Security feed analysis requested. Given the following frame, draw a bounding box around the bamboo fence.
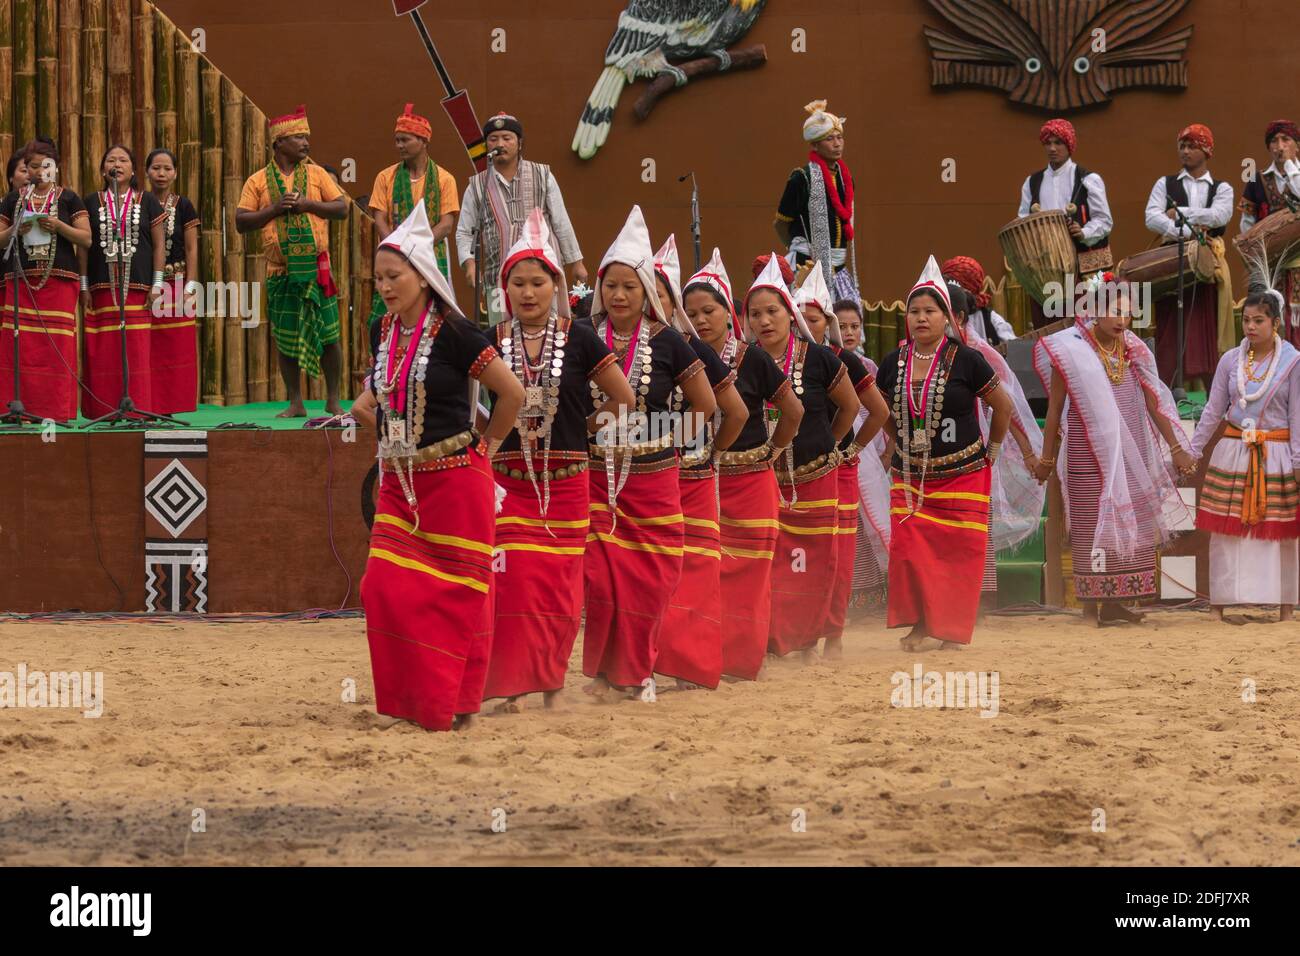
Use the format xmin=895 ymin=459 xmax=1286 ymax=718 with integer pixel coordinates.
xmin=0 ymin=0 xmax=378 ymax=406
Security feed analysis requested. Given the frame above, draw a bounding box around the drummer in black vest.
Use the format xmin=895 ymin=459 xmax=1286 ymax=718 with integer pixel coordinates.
xmin=1143 ymin=123 xmax=1236 ymax=388
xmin=1017 ymin=118 xmax=1113 ymax=329
xmin=1241 ymin=119 xmax=1300 ymax=346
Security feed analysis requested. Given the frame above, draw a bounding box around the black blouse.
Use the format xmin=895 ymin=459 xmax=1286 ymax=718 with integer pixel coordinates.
xmin=579 ymin=317 xmax=704 ymax=460
xmin=159 ymin=195 xmax=200 ymax=268
xmin=829 ymin=344 xmax=875 ymax=451
xmin=369 ymin=313 xmax=498 ymax=448
xmin=491 ymin=318 xmax=616 ymax=456
xmin=728 ymin=340 xmax=789 ymax=452
xmin=0 ymin=188 xmax=86 ymax=282
xmin=765 ymin=336 xmax=846 ymax=468
xmin=876 ymin=339 xmax=998 ymax=476
xmin=83 ymin=189 xmax=166 ymax=292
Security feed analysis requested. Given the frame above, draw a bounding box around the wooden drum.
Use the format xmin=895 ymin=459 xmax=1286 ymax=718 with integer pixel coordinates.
xmin=998 ymin=211 xmax=1077 ymax=305
xmin=1234 ymin=209 xmax=1300 ymax=264
xmin=1116 ymin=241 xmax=1217 ymax=301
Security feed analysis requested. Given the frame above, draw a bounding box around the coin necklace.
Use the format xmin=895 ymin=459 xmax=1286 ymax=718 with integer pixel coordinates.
xmin=374 ymin=304 xmax=439 ymax=529
xmin=592 ymin=315 xmax=652 ymax=528
xmin=501 ymin=312 xmax=562 ymax=519
xmin=894 ymin=340 xmax=949 ymax=517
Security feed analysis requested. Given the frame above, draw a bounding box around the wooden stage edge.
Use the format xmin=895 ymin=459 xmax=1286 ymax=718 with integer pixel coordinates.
xmin=0 ymin=428 xmax=374 ymax=613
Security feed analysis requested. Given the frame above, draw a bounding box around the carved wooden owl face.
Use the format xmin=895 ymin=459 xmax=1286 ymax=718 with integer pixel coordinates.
xmin=923 ymin=0 xmax=1193 ymax=111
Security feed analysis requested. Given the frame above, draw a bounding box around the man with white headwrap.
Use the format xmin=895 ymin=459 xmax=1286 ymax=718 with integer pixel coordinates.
xmin=775 ymin=99 xmax=860 ymax=308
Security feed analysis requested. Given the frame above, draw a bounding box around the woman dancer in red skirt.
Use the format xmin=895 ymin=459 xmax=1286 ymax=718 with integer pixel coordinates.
xmin=482 ymin=209 xmax=633 ymax=712
xmin=357 ymin=203 xmax=524 ymax=731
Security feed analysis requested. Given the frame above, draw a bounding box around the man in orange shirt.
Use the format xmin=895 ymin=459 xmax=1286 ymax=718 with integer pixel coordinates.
xmin=236 ymin=104 xmax=349 ymax=417
xmin=366 ymin=103 xmax=459 ymax=326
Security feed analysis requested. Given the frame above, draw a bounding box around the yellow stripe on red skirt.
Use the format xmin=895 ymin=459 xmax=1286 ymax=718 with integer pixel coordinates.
xmin=0 ymin=276 xmax=78 ymax=421
xmin=484 ymin=466 xmax=590 ymax=700
xmin=887 ymin=465 xmax=991 ymax=645
xmin=824 ymin=461 xmax=861 ymax=642
xmin=719 ymin=466 xmax=780 ymax=680
xmin=361 ymin=447 xmax=495 ymax=731
xmin=658 ymin=470 xmax=723 ymax=688
xmin=83 ymin=289 xmax=154 ymax=418
xmin=768 ymin=469 xmax=841 ymax=656
xmin=583 ymin=464 xmax=685 ymax=689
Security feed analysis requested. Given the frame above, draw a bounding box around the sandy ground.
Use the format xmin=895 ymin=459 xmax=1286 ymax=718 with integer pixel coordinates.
xmin=1 ymin=609 xmax=1298 ymax=866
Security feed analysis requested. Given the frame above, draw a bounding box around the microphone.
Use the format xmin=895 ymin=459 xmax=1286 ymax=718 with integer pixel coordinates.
xmin=484 ymin=146 xmax=505 ymax=160
xmin=678 ymin=172 xmax=694 ymax=183
xmin=107 ymin=168 xmax=120 ymax=181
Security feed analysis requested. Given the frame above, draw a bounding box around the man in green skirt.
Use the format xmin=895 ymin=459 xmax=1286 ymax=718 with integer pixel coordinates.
xmin=236 ymin=104 xmax=349 ymax=417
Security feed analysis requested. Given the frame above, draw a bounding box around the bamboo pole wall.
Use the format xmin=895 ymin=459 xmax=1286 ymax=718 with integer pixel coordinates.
xmin=0 ymin=0 xmax=380 ymax=406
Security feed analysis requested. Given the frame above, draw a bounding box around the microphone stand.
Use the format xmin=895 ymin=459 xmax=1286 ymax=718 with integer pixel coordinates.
xmin=1168 ymin=200 xmax=1195 ymax=403
xmin=679 ymin=172 xmax=701 ymax=272
xmin=0 ymin=186 xmax=47 ymax=428
xmin=85 ymin=178 xmax=187 ymax=428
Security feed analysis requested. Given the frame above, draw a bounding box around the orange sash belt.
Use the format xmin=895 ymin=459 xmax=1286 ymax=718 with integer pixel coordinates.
xmin=1224 ymin=424 xmax=1290 ymax=526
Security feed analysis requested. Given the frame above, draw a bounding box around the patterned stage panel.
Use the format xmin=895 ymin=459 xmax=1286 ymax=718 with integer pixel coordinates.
xmin=144 ymin=431 xmax=209 ymax=612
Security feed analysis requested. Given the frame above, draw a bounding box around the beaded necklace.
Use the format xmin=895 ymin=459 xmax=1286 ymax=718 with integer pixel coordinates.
xmin=591 ymin=315 xmax=654 ymax=527
xmin=20 ymin=185 xmax=60 ymax=290
xmin=501 ymin=313 xmax=563 ymax=518
xmin=764 ymin=334 xmax=803 ymax=508
xmin=374 ymin=305 xmax=440 ymax=528
xmin=893 ymin=340 xmax=951 ymax=516
xmin=1237 ymin=334 xmax=1282 ymax=408
xmin=159 ymin=193 xmax=179 ymax=261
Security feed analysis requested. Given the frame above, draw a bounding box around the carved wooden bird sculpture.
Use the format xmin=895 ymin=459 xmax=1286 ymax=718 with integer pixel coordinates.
xmin=923 ymin=0 xmax=1194 ymax=111
xmin=573 ymin=0 xmax=767 ymax=160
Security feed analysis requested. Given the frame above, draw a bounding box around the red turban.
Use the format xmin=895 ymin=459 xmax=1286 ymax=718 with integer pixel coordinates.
xmin=395 ymin=103 xmax=432 ymax=140
xmin=752 ymin=253 xmax=794 ymax=284
xmin=1178 ymin=123 xmax=1214 ymax=157
xmin=1265 ymin=119 xmax=1300 ymax=147
xmin=941 ymin=256 xmax=991 ymax=310
xmin=1039 ymin=118 xmax=1076 ymax=154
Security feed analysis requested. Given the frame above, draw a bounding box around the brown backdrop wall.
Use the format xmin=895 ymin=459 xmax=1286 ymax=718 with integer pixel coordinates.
xmin=152 ymin=0 xmax=1292 ymax=303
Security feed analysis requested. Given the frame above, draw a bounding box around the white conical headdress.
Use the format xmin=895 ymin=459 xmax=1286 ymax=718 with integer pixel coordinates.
xmin=684 ymin=247 xmax=740 ymax=338
xmin=744 ymin=251 xmax=813 ymax=343
xmin=379 ymin=201 xmax=466 ymax=320
xmin=908 ymin=255 xmax=952 ymax=317
xmin=653 ymin=235 xmax=698 ymax=338
xmin=793 ymin=261 xmax=842 ymax=347
xmin=499 ymin=207 xmax=570 ymax=319
xmin=591 ymin=205 xmax=667 ymax=326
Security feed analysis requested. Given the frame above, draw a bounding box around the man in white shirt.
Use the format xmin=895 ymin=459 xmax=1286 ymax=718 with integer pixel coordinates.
xmin=1017 ymin=118 xmax=1113 ymax=327
xmin=456 ymin=112 xmax=587 ymax=325
xmin=1142 ymin=124 xmax=1235 ymax=386
xmin=1239 ymin=119 xmax=1300 ymax=347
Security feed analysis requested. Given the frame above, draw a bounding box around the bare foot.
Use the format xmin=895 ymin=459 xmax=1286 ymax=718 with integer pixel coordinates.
xmin=940 ymin=640 xmax=964 ymax=650
xmin=899 ymin=625 xmax=927 ymax=653
xmin=325 ymin=400 xmax=346 ymax=416
xmin=1280 ymin=605 xmax=1294 ymax=623
xmin=584 ymin=677 xmax=611 ymax=701
xmin=543 ymin=690 xmax=562 ymax=709
xmin=1210 ymin=606 xmax=1224 ymax=622
xmin=493 ymin=697 xmax=522 ymax=714
xmin=1100 ymin=603 xmax=1145 ymax=625
xmin=822 ymin=637 xmax=843 ymax=661
xmin=800 ymin=648 xmax=820 ymax=666
xmin=276 ymin=402 xmax=308 ymax=418
xmin=1082 ymin=602 xmax=1101 ymax=628
xmin=675 ymin=679 xmax=705 ymax=691
xmin=451 ymin=713 xmax=476 ymax=731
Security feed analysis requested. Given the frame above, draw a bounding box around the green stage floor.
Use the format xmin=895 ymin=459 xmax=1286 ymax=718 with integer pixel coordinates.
xmin=2 ymin=401 xmax=351 ymax=432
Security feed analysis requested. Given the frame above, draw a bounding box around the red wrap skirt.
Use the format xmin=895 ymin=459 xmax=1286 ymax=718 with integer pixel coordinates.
xmin=150 ymin=287 xmax=199 ymax=414
xmin=657 ymin=471 xmax=723 ymax=688
xmin=887 ymin=465 xmax=992 ymax=645
xmin=82 ymin=287 xmax=152 ymax=418
xmin=583 ymin=463 xmax=684 ymax=689
xmin=719 ymin=467 xmax=780 ymax=680
xmin=824 ymin=460 xmax=861 ymax=641
xmin=0 ymin=276 xmax=78 ymax=421
xmin=360 ymin=447 xmax=496 ymax=730
xmin=483 ymin=464 xmax=590 ymax=700
xmin=768 ymin=470 xmax=841 ymax=656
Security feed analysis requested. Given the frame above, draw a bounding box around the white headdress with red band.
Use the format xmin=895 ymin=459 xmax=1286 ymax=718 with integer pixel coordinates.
xmin=793 ymin=261 xmax=842 ymax=347
xmin=745 ymin=251 xmax=814 ymax=343
xmin=908 ymin=255 xmax=952 ymax=316
xmin=685 ymin=247 xmax=739 ymax=338
xmin=380 ymin=201 xmax=465 ymax=320
xmin=499 ymin=207 xmax=569 ymax=319
xmin=653 ymin=235 xmax=698 ymax=338
xmin=592 ymin=204 xmax=668 ymax=326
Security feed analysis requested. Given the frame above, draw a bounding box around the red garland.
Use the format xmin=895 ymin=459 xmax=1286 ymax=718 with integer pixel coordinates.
xmin=807 ymin=151 xmax=854 ymax=242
